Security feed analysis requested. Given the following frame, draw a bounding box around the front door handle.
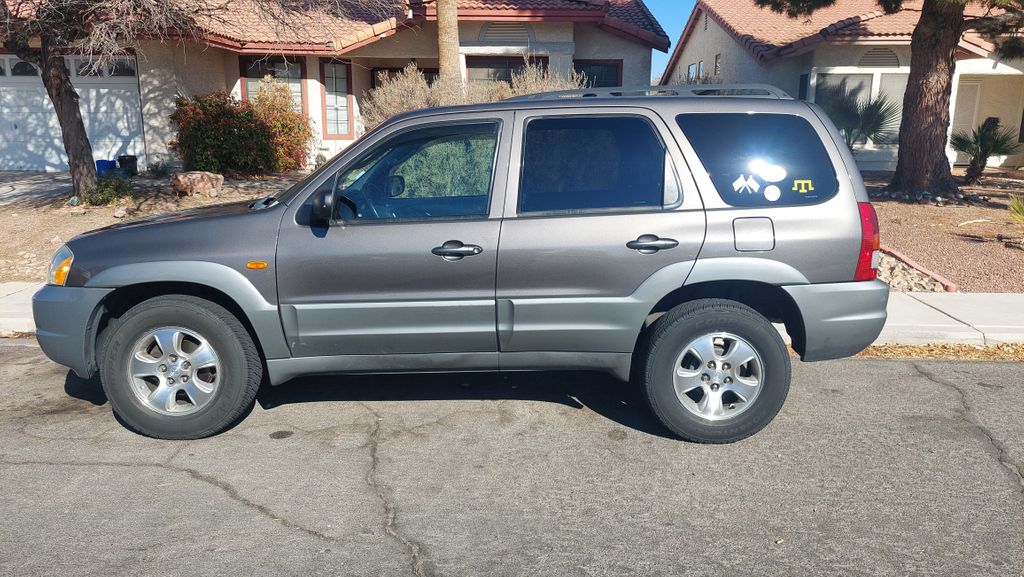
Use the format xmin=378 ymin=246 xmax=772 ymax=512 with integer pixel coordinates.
xmin=432 ymin=240 xmax=484 ymax=261
xmin=626 ymin=235 xmax=679 ymax=254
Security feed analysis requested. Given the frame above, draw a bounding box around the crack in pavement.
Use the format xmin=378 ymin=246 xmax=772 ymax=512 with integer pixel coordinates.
xmin=912 ymin=362 xmax=1024 ymax=576
xmin=359 ymin=402 xmax=431 ymax=577
xmin=0 ymin=458 xmax=342 ymax=544
xmin=911 ymin=363 xmax=1024 ymax=492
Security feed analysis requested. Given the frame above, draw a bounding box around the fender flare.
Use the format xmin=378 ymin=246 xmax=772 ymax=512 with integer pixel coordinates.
xmin=86 ymin=261 xmax=290 ymax=359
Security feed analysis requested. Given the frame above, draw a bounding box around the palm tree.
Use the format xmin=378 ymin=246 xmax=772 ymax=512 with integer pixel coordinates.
xmin=950 ymin=120 xmax=1022 ymax=184
xmin=816 ymin=80 xmax=901 ymax=149
xmin=436 ymin=0 xmax=461 ymax=83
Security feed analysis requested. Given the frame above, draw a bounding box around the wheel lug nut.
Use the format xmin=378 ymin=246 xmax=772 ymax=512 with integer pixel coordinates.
xmin=169 ymin=355 xmax=178 ymax=362
xmin=701 ymin=374 xmax=710 ymax=382
xmin=707 ymin=361 xmax=716 ymax=369
xmin=167 ymin=377 xmax=175 ymax=385
xmin=711 ymin=383 xmax=720 ymax=392
xmin=724 ymin=377 xmax=733 ymax=384
xmin=722 ymin=363 xmax=731 ymax=370
xmin=182 ymin=361 xmax=190 ymax=369
xmin=181 ymin=375 xmax=189 ymax=383
xmin=158 ymin=365 xmax=167 ymax=372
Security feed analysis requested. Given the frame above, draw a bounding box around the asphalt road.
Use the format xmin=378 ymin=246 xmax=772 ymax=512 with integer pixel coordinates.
xmin=0 ymin=339 xmax=1021 ymax=577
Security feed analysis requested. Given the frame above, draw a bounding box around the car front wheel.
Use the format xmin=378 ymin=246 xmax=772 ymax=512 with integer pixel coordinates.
xmin=98 ymin=295 xmax=263 ymax=439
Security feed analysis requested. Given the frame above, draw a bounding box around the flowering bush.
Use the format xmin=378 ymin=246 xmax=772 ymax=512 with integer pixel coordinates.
xmin=253 ymin=77 xmax=314 ymax=172
xmin=171 ymin=78 xmax=312 ymax=174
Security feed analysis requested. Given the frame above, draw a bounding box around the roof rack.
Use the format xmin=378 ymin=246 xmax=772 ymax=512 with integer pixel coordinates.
xmin=506 ymin=84 xmax=793 ymax=101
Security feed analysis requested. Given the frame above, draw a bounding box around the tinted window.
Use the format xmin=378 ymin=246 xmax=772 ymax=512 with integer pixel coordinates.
xmin=331 ymin=122 xmax=499 ymax=222
xmin=519 ymin=116 xmax=672 ymax=214
xmin=676 ymin=113 xmax=838 ymax=207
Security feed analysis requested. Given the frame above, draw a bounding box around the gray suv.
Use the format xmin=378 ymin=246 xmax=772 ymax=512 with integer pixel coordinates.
xmin=33 ymin=85 xmax=888 ymax=443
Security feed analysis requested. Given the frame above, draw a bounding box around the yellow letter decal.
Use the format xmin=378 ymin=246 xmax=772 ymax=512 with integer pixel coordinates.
xmin=792 ymin=180 xmax=815 ymax=193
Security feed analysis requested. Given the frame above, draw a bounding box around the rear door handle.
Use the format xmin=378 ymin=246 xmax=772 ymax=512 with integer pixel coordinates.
xmin=627 ymin=235 xmax=679 ymax=254
xmin=432 ymin=240 xmax=484 ymax=261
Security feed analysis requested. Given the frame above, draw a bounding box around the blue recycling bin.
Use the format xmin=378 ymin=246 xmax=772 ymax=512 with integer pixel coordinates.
xmin=96 ymin=160 xmax=117 ymax=177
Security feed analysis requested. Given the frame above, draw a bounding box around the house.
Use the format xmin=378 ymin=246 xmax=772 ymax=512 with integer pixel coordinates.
xmin=0 ymin=0 xmax=669 ymax=172
xmin=659 ymin=0 xmax=1024 ymax=171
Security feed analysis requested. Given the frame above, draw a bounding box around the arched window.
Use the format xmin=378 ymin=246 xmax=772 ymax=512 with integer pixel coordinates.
xmin=858 ymin=47 xmax=900 ymax=68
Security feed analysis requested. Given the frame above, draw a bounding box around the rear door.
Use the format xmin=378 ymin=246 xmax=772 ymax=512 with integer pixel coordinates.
xmin=495 ymin=107 xmax=706 ymax=353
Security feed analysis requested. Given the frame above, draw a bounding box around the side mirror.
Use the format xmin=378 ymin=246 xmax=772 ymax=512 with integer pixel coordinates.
xmin=311 ymin=188 xmax=334 ymax=225
xmin=388 ymin=175 xmax=405 ymax=198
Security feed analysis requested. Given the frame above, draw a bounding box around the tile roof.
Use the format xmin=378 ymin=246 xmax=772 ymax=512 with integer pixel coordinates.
xmin=190 ymin=0 xmax=669 ymax=53
xmin=662 ymin=0 xmax=1000 ymax=80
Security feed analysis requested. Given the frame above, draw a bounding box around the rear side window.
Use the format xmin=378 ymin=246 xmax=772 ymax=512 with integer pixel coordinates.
xmin=519 ymin=116 xmax=678 ymax=214
xmin=676 ymin=113 xmax=838 ymax=207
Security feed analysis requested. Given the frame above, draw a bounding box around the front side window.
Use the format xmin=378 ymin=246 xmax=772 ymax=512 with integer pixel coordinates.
xmin=322 ymin=61 xmax=350 ymax=137
xmin=519 ymin=116 xmax=676 ymax=214
xmin=243 ymin=57 xmax=303 ymax=112
xmin=328 ymin=122 xmax=499 ymax=222
xmin=676 ymin=113 xmax=839 ymax=207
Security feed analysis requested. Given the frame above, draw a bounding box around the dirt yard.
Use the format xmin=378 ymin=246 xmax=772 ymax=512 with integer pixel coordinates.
xmin=0 ymin=173 xmax=303 ymax=282
xmin=868 ymin=173 xmax=1024 ymax=293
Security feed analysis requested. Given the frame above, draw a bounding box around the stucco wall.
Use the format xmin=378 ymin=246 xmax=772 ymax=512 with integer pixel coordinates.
xmin=960 ymin=74 xmax=1024 ymax=167
xmin=136 ymin=21 xmax=657 ymax=166
xmin=573 ymin=23 xmax=652 ymax=85
xmin=665 ymin=11 xmax=808 ymax=97
xmin=136 ymin=41 xmax=237 ymax=167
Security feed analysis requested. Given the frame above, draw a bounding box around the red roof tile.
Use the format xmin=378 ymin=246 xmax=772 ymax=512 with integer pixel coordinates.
xmin=191 ymin=0 xmax=668 ymax=52
xmin=662 ymin=0 xmax=1001 ymax=82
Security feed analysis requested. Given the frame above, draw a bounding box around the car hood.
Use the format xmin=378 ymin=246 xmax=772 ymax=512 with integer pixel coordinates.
xmin=77 ymin=200 xmax=258 ymax=237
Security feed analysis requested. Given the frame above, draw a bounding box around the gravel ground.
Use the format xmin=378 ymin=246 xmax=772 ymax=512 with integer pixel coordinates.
xmin=0 ymin=173 xmax=303 ymax=282
xmin=868 ymin=177 xmax=1024 ymax=293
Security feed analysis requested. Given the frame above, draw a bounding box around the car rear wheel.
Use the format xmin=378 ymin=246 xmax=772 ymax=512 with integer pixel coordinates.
xmin=639 ymin=298 xmax=791 ymax=443
xmin=98 ymin=295 xmax=262 ymax=439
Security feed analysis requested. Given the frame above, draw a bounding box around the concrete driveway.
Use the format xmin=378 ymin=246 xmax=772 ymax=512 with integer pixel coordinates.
xmin=0 ymin=171 xmax=72 ymax=206
xmin=1 ymin=340 xmax=1021 ymax=577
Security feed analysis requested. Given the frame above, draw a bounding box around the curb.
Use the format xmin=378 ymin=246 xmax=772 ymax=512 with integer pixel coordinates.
xmin=880 ymin=245 xmax=958 ymax=292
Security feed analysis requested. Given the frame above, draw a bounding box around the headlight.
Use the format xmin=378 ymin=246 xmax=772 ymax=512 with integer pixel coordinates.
xmin=47 ymin=245 xmax=74 ymax=286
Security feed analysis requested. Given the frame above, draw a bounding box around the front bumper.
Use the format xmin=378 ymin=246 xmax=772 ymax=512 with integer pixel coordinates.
xmin=783 ymin=279 xmax=889 ymax=362
xmin=32 ymin=285 xmax=113 ymax=378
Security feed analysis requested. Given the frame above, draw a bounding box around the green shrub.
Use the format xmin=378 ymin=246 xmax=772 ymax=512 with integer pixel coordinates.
xmin=170 ymin=92 xmax=273 ymax=174
xmin=83 ymin=176 xmax=133 ymax=205
xmin=950 ymin=119 xmax=1022 ymax=184
xmin=252 ymin=78 xmax=314 ymax=172
xmin=170 ymin=81 xmax=312 ymax=175
xmin=1011 ymin=193 xmax=1024 ymax=229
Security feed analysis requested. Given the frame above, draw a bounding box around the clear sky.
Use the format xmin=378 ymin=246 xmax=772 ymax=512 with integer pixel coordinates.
xmin=645 ymin=0 xmax=697 ymax=81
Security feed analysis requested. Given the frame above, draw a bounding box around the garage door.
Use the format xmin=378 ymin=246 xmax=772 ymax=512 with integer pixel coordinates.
xmin=0 ymin=55 xmax=145 ymax=172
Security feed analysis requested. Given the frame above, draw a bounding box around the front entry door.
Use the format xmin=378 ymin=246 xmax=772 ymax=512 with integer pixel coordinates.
xmin=276 ymin=116 xmax=511 ymax=358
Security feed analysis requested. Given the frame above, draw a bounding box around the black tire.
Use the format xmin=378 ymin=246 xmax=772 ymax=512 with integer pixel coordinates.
xmin=639 ymin=298 xmax=791 ymax=443
xmin=97 ymin=295 xmax=263 ymax=439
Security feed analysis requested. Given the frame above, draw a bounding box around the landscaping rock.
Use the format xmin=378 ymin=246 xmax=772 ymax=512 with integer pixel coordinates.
xmin=171 ymin=171 xmax=224 ymax=197
xmin=112 ymin=207 xmax=127 ymax=219
xmin=69 ymin=206 xmax=86 ymax=216
xmin=877 ymin=253 xmax=945 ymax=292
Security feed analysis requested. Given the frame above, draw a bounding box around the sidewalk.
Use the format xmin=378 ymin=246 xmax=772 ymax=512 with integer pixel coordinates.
xmin=2 ymin=281 xmax=1024 ymax=345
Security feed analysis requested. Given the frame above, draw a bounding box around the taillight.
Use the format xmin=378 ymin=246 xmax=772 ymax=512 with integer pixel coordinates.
xmin=854 ymin=202 xmax=881 ymax=281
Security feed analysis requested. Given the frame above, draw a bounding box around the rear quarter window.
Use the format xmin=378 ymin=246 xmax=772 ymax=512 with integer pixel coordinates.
xmin=676 ymin=113 xmax=839 ymax=207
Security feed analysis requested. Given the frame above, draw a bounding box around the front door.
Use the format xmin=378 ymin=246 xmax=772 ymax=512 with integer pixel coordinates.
xmin=496 ymin=109 xmax=707 ymax=353
xmin=276 ymin=115 xmax=511 ymax=358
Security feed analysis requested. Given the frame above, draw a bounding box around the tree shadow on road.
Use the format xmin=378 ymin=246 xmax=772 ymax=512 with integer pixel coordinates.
xmin=257 ymin=371 xmax=676 ymax=439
